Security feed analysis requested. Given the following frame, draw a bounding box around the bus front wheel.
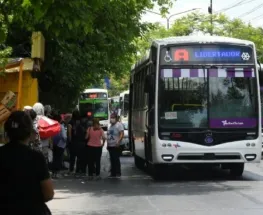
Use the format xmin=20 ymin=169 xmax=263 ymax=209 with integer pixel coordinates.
xmin=229 ymin=163 xmax=244 ymax=177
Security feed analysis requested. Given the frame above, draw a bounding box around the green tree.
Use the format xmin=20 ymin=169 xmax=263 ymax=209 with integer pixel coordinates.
xmin=2 ymin=0 xmax=176 ymax=111
xmin=108 ymin=75 xmax=129 ymax=97
xmin=136 ymin=12 xmax=263 ymax=61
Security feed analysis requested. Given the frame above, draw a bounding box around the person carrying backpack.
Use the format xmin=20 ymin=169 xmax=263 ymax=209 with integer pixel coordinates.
xmin=27 ymin=109 xmax=41 ymax=152
xmin=33 ymin=103 xmax=50 ymax=163
xmin=52 ymin=112 xmax=67 ymax=178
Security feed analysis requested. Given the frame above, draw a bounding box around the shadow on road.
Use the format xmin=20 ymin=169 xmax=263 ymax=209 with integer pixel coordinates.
xmin=51 ymin=156 xmax=263 ymax=199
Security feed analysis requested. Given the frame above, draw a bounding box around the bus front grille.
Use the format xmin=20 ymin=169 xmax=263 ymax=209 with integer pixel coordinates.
xmin=177 ymin=153 xmax=241 ymax=160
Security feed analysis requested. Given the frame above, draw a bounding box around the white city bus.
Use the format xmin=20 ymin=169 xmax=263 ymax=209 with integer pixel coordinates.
xmin=119 ymin=90 xmax=129 ymax=122
xmin=79 ymin=88 xmax=109 ymax=130
xmin=109 ymin=96 xmax=120 ymax=114
xmin=129 ymin=36 xmax=262 ymax=178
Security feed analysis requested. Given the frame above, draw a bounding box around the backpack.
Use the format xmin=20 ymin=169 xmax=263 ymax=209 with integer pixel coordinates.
xmin=37 ymin=116 xmax=61 ymax=139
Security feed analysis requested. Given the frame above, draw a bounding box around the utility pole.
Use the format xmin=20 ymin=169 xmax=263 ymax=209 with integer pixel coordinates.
xmin=208 ymin=0 xmax=213 ymax=35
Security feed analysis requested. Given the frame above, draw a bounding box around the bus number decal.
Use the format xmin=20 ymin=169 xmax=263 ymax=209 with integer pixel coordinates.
xmin=174 ymin=49 xmax=189 ymax=61
xmin=165 ymin=112 xmax=177 ymax=120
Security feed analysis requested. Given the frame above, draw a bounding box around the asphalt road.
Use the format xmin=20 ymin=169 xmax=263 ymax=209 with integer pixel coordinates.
xmin=48 ymin=152 xmax=263 ymax=215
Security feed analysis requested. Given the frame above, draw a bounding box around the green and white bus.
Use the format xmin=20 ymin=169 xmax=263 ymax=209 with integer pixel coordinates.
xmin=79 ymin=88 xmax=109 ymax=130
xmin=119 ymin=90 xmax=129 ymax=122
xmin=109 ymin=96 xmax=120 ymax=114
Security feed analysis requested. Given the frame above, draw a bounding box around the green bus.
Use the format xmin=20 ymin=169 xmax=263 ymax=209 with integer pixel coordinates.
xmin=79 ymin=88 xmax=109 ymax=130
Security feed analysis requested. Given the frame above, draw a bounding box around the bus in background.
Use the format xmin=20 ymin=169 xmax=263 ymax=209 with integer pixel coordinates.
xmin=79 ymin=88 xmax=109 ymax=130
xmin=129 ymin=36 xmax=262 ymax=178
xmin=118 ymin=90 xmax=130 ymax=153
xmin=109 ymin=96 xmax=120 ymax=114
xmin=119 ymin=90 xmax=129 ymax=122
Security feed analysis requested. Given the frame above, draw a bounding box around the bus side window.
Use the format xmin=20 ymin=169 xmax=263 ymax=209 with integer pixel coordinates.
xmin=149 ymin=46 xmax=157 ymax=133
xmin=149 ymin=46 xmax=157 ymax=106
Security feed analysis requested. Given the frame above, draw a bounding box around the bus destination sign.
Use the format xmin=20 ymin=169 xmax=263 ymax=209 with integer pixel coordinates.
xmin=81 ymin=92 xmax=107 ymax=99
xmin=160 ymin=45 xmax=254 ymax=65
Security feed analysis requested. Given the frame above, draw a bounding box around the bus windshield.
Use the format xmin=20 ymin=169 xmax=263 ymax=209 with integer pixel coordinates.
xmin=79 ymin=99 xmax=108 ymax=119
xmin=94 ymin=100 xmax=108 ymax=117
xmin=158 ymin=67 xmax=257 ymax=129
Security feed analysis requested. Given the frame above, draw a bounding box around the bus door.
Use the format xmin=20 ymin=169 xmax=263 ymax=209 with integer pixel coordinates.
xmin=128 ymin=85 xmax=133 ymax=153
xmin=144 ymin=67 xmax=155 ymax=162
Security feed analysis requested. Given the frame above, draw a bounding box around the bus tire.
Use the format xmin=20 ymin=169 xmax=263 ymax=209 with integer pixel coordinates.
xmin=134 ymin=155 xmax=144 ymax=169
xmin=229 ymin=163 xmax=244 ymax=177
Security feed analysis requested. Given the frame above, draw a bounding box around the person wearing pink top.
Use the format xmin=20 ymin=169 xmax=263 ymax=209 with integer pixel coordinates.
xmin=85 ymin=118 xmax=106 ymax=180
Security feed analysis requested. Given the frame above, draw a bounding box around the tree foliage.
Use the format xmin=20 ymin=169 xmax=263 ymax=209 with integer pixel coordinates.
xmin=108 ymin=74 xmax=130 ymax=97
xmin=136 ymin=12 xmax=263 ymax=61
xmin=0 ymin=0 xmax=176 ymax=111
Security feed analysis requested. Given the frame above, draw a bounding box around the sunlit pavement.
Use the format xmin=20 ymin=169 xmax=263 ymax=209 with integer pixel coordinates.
xmin=48 ymin=151 xmax=263 ymax=215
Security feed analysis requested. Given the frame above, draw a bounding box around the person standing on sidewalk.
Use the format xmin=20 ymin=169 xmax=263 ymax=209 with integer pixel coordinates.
xmin=52 ymin=112 xmax=67 ymax=178
xmin=0 ymin=111 xmax=54 ymax=215
xmin=107 ymin=113 xmax=124 ymax=178
xmin=86 ymin=118 xmax=106 ymax=180
xmin=33 ymin=103 xmax=52 ymax=164
xmin=68 ymin=109 xmax=87 ymax=175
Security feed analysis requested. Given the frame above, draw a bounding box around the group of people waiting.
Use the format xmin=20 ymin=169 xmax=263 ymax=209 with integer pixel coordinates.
xmin=67 ymin=109 xmax=124 ymax=179
xmin=0 ymin=102 xmax=125 ymax=214
xmin=23 ymin=102 xmax=124 ymax=179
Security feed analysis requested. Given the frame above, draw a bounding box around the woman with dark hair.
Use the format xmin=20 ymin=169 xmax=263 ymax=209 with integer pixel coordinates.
xmin=86 ymin=118 xmax=106 ymax=180
xmin=67 ymin=109 xmax=87 ymax=175
xmin=44 ymin=105 xmax=52 ymax=118
xmin=0 ymin=111 xmax=54 ymax=214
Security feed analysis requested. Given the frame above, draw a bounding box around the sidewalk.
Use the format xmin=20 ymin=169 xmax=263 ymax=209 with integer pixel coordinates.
xmin=61 ymin=148 xmax=111 ymax=178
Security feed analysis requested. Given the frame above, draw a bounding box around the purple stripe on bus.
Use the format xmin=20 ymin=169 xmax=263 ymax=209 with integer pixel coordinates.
xmin=161 ymin=68 xmax=254 ymax=78
xmin=227 ymin=72 xmax=235 ymax=77
xmin=210 ymin=118 xmax=257 ymax=128
xmin=243 ymin=71 xmax=253 ymax=77
xmin=190 ymin=69 xmax=199 ymax=77
xmin=209 ymin=69 xmax=218 ymax=77
xmin=243 ymin=68 xmax=253 ymax=72
xmin=173 ymin=69 xmax=181 ymax=77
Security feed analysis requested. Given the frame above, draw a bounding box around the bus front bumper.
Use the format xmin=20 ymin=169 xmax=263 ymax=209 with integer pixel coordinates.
xmin=152 ymin=139 xmax=261 ymax=164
